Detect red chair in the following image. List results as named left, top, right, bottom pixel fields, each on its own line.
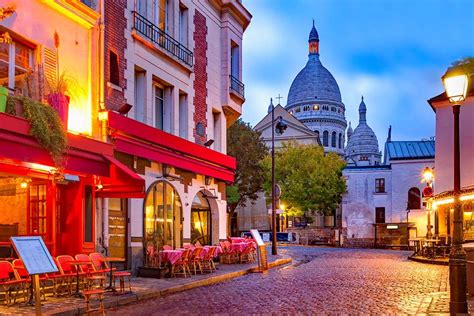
left=89, top=253, right=116, bottom=274
left=75, top=254, right=106, bottom=290
left=189, top=247, right=203, bottom=275
left=0, top=261, right=27, bottom=306
left=171, top=249, right=191, bottom=278
left=89, top=253, right=130, bottom=293
left=56, top=255, right=82, bottom=294
left=202, top=247, right=217, bottom=272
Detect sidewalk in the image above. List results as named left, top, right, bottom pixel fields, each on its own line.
left=0, top=255, right=291, bottom=315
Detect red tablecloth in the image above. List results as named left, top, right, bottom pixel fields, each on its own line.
left=201, top=246, right=222, bottom=258
left=229, top=237, right=246, bottom=243
left=159, top=250, right=183, bottom=265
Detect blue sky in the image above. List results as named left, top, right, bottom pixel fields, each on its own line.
left=241, top=0, right=474, bottom=142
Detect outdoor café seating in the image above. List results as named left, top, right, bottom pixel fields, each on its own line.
left=409, top=236, right=450, bottom=260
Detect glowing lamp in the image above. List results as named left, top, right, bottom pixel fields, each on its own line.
left=98, top=110, right=108, bottom=121
left=422, top=167, right=434, bottom=184
left=20, top=181, right=28, bottom=189
left=442, top=66, right=469, bottom=104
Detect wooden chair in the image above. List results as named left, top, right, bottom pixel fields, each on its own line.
left=82, top=289, right=105, bottom=315
left=75, top=254, right=106, bottom=290
left=239, top=243, right=256, bottom=264
left=89, top=253, right=116, bottom=274
left=202, top=247, right=217, bottom=272
left=56, top=255, right=82, bottom=294
left=171, top=249, right=191, bottom=278
left=189, top=247, right=203, bottom=275
left=113, top=271, right=132, bottom=293
left=0, top=261, right=28, bottom=306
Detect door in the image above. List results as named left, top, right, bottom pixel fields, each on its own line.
left=375, top=207, right=385, bottom=224
left=108, top=198, right=128, bottom=266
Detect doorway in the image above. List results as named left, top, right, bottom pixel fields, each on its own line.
left=191, top=192, right=211, bottom=245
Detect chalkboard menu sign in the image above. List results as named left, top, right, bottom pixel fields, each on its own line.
left=10, top=236, right=58, bottom=275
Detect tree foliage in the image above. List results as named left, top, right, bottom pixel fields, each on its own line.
left=262, top=141, right=346, bottom=216
left=226, top=119, right=268, bottom=212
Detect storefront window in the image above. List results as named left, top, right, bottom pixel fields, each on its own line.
left=144, top=181, right=182, bottom=257
left=191, top=192, right=211, bottom=245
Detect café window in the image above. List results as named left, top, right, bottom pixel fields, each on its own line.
left=0, top=33, right=34, bottom=92
left=375, top=178, right=385, bottom=193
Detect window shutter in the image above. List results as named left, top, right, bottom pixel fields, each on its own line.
left=42, top=46, right=58, bottom=92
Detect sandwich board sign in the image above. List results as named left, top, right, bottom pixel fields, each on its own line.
left=250, top=229, right=268, bottom=273
left=10, top=236, right=58, bottom=315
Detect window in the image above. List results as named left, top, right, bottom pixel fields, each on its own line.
left=179, top=4, right=188, bottom=46
left=331, top=107, right=336, bottom=112
left=134, top=68, right=146, bottom=123
left=314, top=130, right=319, bottom=138
left=375, top=207, right=385, bottom=223
left=179, top=93, right=188, bottom=138
left=213, top=111, right=221, bottom=152
left=154, top=0, right=170, bottom=32
left=331, top=131, right=336, bottom=147
left=313, top=104, right=319, bottom=111
left=295, top=107, right=301, bottom=113
left=323, top=131, right=329, bottom=146
left=338, top=133, right=343, bottom=149
left=375, top=178, right=385, bottom=193
left=84, top=185, right=93, bottom=243
left=137, top=0, right=147, bottom=16
left=322, top=105, right=329, bottom=111
left=230, top=42, right=240, bottom=79
left=0, top=35, right=33, bottom=92
left=303, top=105, right=310, bottom=111
left=360, top=156, right=369, bottom=161
left=109, top=51, right=119, bottom=86
left=408, top=187, right=421, bottom=209
left=153, top=83, right=164, bottom=130
left=144, top=181, right=183, bottom=255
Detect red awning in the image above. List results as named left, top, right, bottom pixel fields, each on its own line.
left=96, top=155, right=146, bottom=198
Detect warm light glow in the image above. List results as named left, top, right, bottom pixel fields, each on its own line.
left=387, top=225, right=399, bottom=229
left=98, top=110, right=108, bottom=121
left=433, top=193, right=474, bottom=209
left=20, top=181, right=28, bottom=189
left=194, top=221, right=202, bottom=230
left=443, top=74, right=468, bottom=103
left=68, top=97, right=91, bottom=135
left=461, top=194, right=474, bottom=202
left=280, top=204, right=286, bottom=211
left=422, top=167, right=434, bottom=183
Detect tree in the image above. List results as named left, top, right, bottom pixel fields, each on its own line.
left=262, top=141, right=346, bottom=217
left=226, top=119, right=268, bottom=214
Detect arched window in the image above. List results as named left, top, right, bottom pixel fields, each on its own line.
left=144, top=181, right=183, bottom=257
left=408, top=187, right=421, bottom=209
left=314, top=130, right=319, bottom=138
left=323, top=131, right=329, bottom=146
left=338, top=133, right=343, bottom=148
left=191, top=192, right=212, bottom=245
left=331, top=131, right=337, bottom=147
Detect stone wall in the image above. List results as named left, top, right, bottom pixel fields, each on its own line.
left=287, top=227, right=346, bottom=246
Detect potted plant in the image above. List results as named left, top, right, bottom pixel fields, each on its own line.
left=46, top=73, right=71, bottom=129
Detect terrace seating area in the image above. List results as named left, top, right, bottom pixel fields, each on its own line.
left=409, top=236, right=450, bottom=261
left=0, top=251, right=130, bottom=314
left=145, top=237, right=257, bottom=278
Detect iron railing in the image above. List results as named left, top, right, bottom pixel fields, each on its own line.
left=229, top=75, right=244, bottom=98
left=132, top=11, right=193, bottom=68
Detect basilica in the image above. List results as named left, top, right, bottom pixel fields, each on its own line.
left=238, top=23, right=434, bottom=247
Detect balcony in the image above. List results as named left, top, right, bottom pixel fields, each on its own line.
left=229, top=75, right=245, bottom=99
left=132, top=11, right=193, bottom=68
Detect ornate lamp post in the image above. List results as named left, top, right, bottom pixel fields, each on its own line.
left=442, top=64, right=469, bottom=314
left=270, top=98, right=287, bottom=255
left=422, top=167, right=434, bottom=238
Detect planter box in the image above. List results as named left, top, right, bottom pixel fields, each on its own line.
left=137, top=266, right=169, bottom=279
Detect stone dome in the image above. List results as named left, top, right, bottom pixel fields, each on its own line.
left=287, top=56, right=342, bottom=107
left=345, top=97, right=381, bottom=165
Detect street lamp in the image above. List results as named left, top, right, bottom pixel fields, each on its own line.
left=422, top=167, right=434, bottom=238
left=442, top=64, right=470, bottom=314
left=270, top=98, right=287, bottom=255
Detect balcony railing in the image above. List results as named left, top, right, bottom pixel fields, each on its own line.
left=132, top=11, right=193, bottom=68
left=229, top=75, right=245, bottom=99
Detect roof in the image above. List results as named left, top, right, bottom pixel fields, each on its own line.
left=385, top=140, right=435, bottom=161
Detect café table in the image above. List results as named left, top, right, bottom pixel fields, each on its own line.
left=101, top=257, right=125, bottom=292
left=69, top=260, right=94, bottom=298
left=231, top=242, right=248, bottom=253
left=159, top=250, right=184, bottom=265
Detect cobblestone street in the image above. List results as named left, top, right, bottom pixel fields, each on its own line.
left=108, top=246, right=449, bottom=315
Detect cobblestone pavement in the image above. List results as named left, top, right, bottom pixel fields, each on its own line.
left=108, top=246, right=450, bottom=315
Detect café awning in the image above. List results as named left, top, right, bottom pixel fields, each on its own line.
left=96, top=155, right=145, bottom=198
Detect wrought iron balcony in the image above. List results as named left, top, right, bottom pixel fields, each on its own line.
left=229, top=75, right=245, bottom=99
left=132, top=11, right=193, bottom=68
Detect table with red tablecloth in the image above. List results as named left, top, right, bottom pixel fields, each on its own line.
left=159, top=250, right=184, bottom=265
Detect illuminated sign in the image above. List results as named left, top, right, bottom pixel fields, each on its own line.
left=387, top=225, right=399, bottom=230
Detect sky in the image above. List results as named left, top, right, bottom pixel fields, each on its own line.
left=241, top=0, right=474, bottom=143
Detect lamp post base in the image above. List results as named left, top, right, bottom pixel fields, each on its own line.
left=449, top=252, right=468, bottom=314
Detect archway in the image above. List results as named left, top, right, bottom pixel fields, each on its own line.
left=190, top=190, right=219, bottom=245
left=143, top=181, right=183, bottom=253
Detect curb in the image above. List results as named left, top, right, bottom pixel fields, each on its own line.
left=407, top=255, right=449, bottom=266
left=50, top=257, right=292, bottom=315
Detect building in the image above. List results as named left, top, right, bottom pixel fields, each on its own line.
left=0, top=0, right=141, bottom=257
left=427, top=73, right=474, bottom=241
left=101, top=0, right=251, bottom=271
left=285, top=22, right=347, bottom=156
left=342, top=127, right=435, bottom=247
